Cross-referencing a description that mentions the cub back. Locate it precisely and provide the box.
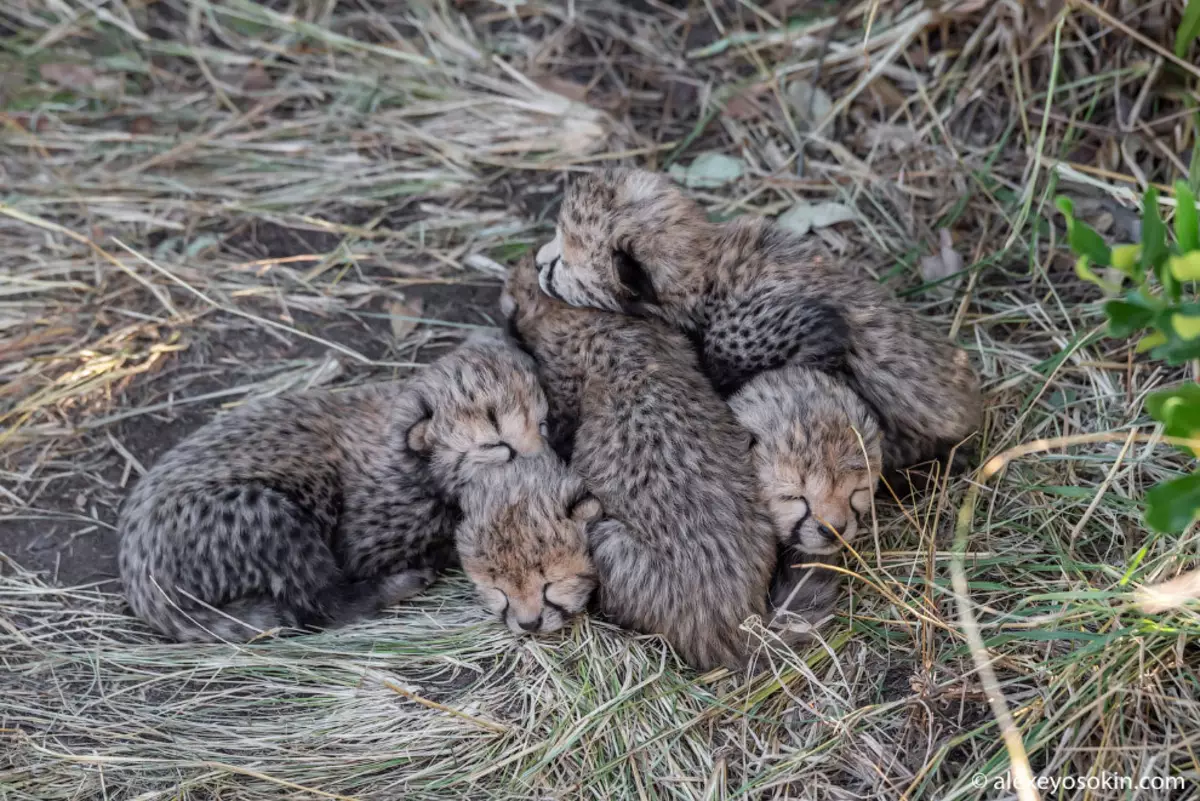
[503,260,775,671]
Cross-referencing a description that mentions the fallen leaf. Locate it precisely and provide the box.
[777,201,856,237]
[40,62,95,86]
[183,234,222,259]
[862,123,920,153]
[39,63,121,94]
[129,116,154,135]
[866,77,906,110]
[242,63,274,92]
[667,152,745,189]
[388,298,425,341]
[534,76,589,103]
[724,85,768,121]
[920,229,964,284]
[785,79,833,129]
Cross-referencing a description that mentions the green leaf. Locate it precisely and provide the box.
[1192,110,1200,195]
[1122,289,1167,310]
[1136,331,1168,352]
[1143,187,1169,273]
[1170,251,1200,281]
[1055,195,1112,265]
[1148,303,1200,363]
[1111,244,1141,276]
[1164,268,1182,304]
[1104,299,1155,337]
[1151,340,1200,364]
[1147,381,1200,405]
[1146,385,1200,451]
[1145,472,1200,533]
[1176,0,1200,58]
[1175,181,1199,253]
[1076,255,1121,293]
[1174,313,1200,340]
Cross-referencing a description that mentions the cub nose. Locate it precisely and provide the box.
[517,615,542,632]
[817,522,843,542]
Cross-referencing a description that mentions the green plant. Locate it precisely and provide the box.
[1057,182,1200,532]
[1178,0,1200,58]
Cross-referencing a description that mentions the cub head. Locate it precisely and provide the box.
[457,455,600,635]
[535,168,706,315]
[730,367,881,556]
[406,331,550,490]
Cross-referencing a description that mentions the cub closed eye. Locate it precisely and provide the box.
[542,583,569,616]
[485,443,516,462]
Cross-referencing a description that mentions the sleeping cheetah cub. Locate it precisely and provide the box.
[119,332,550,642]
[457,453,599,635]
[535,168,981,473]
[503,258,776,671]
[729,366,881,627]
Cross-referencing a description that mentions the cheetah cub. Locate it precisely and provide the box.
[535,168,981,473]
[729,366,882,627]
[457,453,599,635]
[503,258,776,671]
[119,332,550,642]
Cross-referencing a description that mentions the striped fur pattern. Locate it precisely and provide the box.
[535,168,981,472]
[118,332,551,642]
[503,258,776,671]
[457,453,599,635]
[729,365,881,629]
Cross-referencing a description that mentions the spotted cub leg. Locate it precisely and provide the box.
[122,483,344,642]
[316,569,436,627]
[767,551,840,645]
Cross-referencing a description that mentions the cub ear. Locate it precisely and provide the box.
[406,397,435,454]
[614,249,659,307]
[406,418,432,454]
[569,494,602,523]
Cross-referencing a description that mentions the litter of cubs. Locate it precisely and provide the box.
[119,168,982,672]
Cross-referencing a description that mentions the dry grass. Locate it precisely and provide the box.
[3,1,1200,798]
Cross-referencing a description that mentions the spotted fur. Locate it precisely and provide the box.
[118,332,550,642]
[729,366,881,628]
[457,454,599,635]
[535,168,982,472]
[503,258,776,671]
